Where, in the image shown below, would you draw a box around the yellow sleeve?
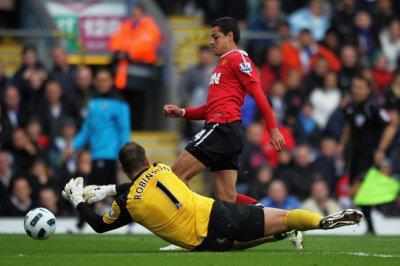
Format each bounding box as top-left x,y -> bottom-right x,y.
103,201 -> 121,225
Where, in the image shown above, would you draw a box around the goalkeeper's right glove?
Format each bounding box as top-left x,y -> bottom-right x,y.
83,185 -> 116,204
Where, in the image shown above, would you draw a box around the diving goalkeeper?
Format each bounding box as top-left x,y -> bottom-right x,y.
63,141 -> 363,251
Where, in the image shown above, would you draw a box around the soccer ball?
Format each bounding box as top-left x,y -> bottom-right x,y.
24,208 -> 56,240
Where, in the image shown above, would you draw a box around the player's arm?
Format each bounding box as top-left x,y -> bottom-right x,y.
232,57 -> 285,150
76,200 -> 132,234
83,183 -> 132,204
374,108 -> 399,164
163,104 -> 207,120
63,178 -> 132,233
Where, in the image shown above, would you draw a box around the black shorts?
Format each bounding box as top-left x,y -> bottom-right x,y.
185,121 -> 244,172
194,202 -> 265,252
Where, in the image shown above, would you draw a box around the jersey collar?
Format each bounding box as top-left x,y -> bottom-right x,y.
132,165 -> 151,182
220,48 -> 239,59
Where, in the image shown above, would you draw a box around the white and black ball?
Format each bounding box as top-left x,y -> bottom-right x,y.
24,208 -> 56,240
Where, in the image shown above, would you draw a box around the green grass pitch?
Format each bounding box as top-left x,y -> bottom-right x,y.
0,234 -> 399,266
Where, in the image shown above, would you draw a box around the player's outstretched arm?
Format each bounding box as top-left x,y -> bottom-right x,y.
163,104 -> 207,120
246,82 -> 285,151
63,178 -> 132,233
83,183 -> 132,204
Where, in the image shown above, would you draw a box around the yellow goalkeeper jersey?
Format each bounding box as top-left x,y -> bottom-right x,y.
103,163 -> 214,250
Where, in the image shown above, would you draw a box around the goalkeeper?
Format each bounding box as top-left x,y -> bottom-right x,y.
63,141 -> 363,251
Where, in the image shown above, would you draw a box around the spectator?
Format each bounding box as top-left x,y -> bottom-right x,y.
273,150 -> 293,179
269,81 -> 287,124
238,122 -> 268,191
353,11 -> 378,60
0,60 -> 8,95
11,45 -> 47,103
65,66 -> 93,126
29,159 -> 58,198
248,0 -> 286,57
50,46 -> 76,92
39,187 -> 69,216
372,0 -> 396,33
25,118 -> 49,151
310,71 -> 341,129
278,144 -> 316,200
337,45 -> 360,93
259,44 -> 289,93
109,3 -> 161,130
11,129 -> 37,176
301,180 -> 342,216
1,86 -> 28,145
321,28 -> 341,56
312,137 -> 341,193
259,179 -> 301,209
324,94 -> 351,140
178,45 -> 215,139
25,69 -> 47,113
284,69 -> 306,117
281,29 -> 341,75
0,150 -> 13,204
332,0 -> 356,42
247,164 -> 273,200
372,53 -> 393,96
288,0 -> 330,41
69,69 -> 131,185
302,56 -> 330,96
379,19 -> 400,71
297,102 -> 320,144
35,80 -> 74,142
52,118 -> 76,170
1,177 -> 35,216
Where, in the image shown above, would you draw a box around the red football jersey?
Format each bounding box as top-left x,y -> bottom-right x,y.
185,49 -> 277,130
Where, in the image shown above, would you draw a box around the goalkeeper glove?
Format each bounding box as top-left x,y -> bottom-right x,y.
83,185 -> 116,204
62,177 -> 84,208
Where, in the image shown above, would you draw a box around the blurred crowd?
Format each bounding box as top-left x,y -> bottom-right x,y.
177,0 -> 400,219
0,45 -> 132,217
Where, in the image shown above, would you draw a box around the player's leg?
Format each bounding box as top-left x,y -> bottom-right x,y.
263,208 -> 364,235
172,149 -> 206,185
211,170 -> 237,202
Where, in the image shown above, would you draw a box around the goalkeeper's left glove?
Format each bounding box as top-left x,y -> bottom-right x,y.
83,185 -> 116,204
62,177 -> 85,208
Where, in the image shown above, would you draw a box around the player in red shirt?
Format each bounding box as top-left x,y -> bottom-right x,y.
164,17 -> 285,204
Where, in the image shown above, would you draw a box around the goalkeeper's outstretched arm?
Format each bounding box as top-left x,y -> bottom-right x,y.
62,177 -> 133,233
76,201 -> 132,233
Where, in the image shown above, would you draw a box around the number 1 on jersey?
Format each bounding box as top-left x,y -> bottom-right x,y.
156,181 -> 182,209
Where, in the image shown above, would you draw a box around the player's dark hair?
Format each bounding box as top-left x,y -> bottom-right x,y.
211,17 -> 240,44
119,142 -> 147,176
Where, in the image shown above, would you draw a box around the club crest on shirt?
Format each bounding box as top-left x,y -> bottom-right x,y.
240,62 -> 252,74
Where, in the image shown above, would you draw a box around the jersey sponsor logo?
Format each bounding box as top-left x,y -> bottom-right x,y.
209,72 -> 221,85
239,62 -> 252,75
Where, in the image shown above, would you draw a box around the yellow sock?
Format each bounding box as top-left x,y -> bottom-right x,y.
285,209 -> 323,231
